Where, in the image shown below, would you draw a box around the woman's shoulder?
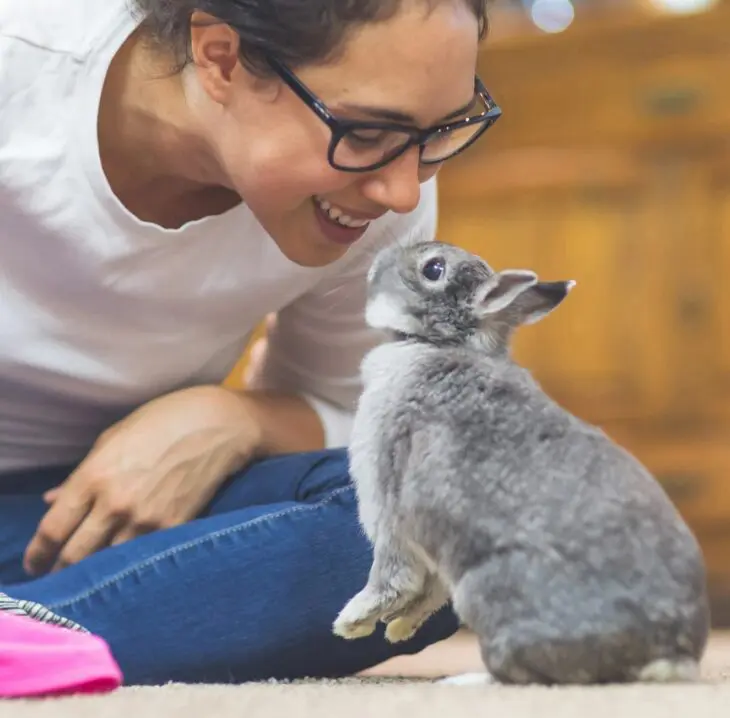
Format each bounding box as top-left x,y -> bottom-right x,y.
0,0 -> 136,185
0,0 -> 130,60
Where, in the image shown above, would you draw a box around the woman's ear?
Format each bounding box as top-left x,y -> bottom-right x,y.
189,11 -> 241,105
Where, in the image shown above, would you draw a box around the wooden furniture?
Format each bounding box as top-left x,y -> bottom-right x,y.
436,0 -> 730,624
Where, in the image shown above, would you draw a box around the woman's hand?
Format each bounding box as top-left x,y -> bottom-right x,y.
23,386 -> 261,577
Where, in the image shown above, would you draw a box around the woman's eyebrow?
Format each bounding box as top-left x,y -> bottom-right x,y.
335,95 -> 478,124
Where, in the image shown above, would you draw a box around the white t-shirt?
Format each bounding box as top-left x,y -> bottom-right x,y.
0,0 -> 437,473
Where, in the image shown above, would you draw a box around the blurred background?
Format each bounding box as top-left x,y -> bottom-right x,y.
232,0 -> 730,626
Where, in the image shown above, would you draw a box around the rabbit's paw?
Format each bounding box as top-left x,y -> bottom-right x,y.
382,578 -> 450,643
333,616 -> 377,639
332,593 -> 382,640
384,616 -> 418,643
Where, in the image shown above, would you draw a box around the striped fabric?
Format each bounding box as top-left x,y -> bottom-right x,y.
0,591 -> 87,633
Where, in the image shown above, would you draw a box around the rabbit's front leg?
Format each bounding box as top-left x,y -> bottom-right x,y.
333,537 -> 429,640
383,571 -> 451,643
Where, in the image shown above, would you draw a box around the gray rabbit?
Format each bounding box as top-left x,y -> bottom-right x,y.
332,239 -> 710,685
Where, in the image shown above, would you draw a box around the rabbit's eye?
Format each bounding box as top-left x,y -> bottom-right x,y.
422,257 -> 445,282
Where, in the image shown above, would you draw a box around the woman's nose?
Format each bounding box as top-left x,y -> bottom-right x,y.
360,147 -> 440,214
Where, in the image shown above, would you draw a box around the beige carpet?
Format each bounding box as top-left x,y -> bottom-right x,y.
4,631 -> 730,717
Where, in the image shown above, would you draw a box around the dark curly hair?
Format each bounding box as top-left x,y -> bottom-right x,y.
132,0 -> 491,76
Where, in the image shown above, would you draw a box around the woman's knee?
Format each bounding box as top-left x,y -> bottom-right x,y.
294,448 -> 352,500
239,446 -> 351,501
201,447 -> 351,517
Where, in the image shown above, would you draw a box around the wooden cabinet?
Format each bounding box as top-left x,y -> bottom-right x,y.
438,144 -> 730,425
434,1 -> 730,624
710,162 -> 730,416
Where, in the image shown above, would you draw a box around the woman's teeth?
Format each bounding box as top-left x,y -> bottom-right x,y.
315,198 -> 370,229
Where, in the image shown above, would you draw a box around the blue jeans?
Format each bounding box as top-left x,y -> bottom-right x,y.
0,449 -> 458,685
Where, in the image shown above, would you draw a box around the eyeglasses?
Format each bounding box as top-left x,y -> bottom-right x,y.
266,56 -> 502,173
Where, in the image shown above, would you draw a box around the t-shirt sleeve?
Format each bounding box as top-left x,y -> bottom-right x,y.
244,177 -> 438,448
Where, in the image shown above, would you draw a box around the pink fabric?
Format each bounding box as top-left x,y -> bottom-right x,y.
0,612 -> 122,698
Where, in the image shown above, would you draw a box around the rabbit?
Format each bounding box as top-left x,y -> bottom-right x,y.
332,238 -> 710,686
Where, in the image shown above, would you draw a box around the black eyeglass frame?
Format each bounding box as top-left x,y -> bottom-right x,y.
266,56 -> 503,173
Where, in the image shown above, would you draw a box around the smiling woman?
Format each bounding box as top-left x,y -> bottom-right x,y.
0,0 -> 498,687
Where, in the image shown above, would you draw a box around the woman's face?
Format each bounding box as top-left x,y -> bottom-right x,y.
188,2 -> 482,267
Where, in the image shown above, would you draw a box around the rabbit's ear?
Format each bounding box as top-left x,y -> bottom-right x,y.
474,270 -> 538,317
520,280 -> 576,325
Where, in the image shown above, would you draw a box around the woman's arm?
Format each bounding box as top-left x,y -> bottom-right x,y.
232,388 -> 326,457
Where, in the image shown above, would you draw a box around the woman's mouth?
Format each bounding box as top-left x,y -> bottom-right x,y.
312,197 -> 374,246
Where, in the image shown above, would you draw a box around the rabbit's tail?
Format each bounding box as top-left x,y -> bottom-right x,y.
635,657 -> 700,683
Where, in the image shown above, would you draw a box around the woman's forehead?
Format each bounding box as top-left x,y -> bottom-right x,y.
340,2 -> 479,77
299,6 -> 480,124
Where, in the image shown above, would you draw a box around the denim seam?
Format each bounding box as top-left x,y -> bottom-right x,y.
48,485 -> 356,611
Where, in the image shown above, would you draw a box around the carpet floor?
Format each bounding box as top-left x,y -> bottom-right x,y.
3,630 -> 729,717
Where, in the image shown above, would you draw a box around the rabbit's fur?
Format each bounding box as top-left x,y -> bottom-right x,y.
333,239 -> 710,685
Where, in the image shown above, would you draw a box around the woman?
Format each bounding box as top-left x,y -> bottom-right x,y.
0,0 -> 500,684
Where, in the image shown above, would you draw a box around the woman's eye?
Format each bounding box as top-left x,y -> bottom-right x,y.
422,258 -> 445,281
345,129 -> 389,148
